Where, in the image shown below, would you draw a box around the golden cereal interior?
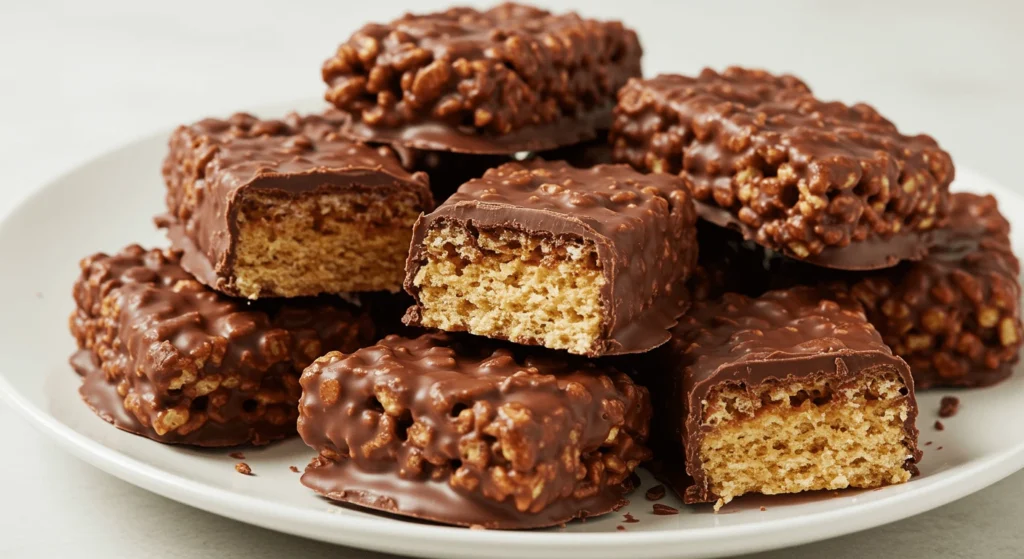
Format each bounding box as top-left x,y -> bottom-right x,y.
700,367 -> 913,510
412,222 -> 606,355
235,190 -> 422,298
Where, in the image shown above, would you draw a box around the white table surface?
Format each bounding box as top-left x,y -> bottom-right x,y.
1,1 -> 1022,557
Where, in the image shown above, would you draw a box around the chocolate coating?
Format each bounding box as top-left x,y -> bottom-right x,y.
850,192 -> 1023,388
159,111 -> 433,297
297,333 -> 651,529
403,159 -> 699,356
650,287 -> 920,503
69,245 -> 375,446
324,3 -> 642,154
610,67 -> 955,270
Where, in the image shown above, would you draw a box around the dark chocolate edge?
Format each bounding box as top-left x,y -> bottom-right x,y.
697,202 -> 935,271
301,455 -> 635,529
339,105 -> 612,155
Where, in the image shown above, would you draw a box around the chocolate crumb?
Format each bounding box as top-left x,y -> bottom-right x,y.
229,451 -> 246,460
937,446 -> 944,450
616,525 -> 626,531
645,484 -> 666,501
760,506 -> 767,512
934,420 -> 945,431
289,465 -> 300,473
652,504 -> 679,515
623,512 -> 639,523
939,396 -> 960,418
235,462 -> 252,476
925,441 -> 933,446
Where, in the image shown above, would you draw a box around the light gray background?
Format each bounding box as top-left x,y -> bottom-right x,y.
1,0 -> 1022,557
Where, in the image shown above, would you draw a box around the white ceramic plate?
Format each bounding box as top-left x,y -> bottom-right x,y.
1,111 -> 1023,559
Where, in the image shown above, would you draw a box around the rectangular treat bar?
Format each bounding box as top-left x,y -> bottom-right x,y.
648,286 -> 920,509
402,159 -> 698,356
69,245 -> 375,446
850,192 -> 1023,388
324,3 -> 642,154
297,332 -> 652,529
610,67 -> 955,270
160,111 -> 433,299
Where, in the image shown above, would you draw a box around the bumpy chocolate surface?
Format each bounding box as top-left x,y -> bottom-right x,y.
159,111 -> 433,296
610,67 -> 955,270
403,159 -> 698,355
69,245 -> 375,446
654,287 -> 920,503
297,333 -> 652,528
323,3 -> 642,154
850,193 -> 1022,388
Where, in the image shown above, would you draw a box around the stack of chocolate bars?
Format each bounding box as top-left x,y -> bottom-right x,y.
68,2 -> 1022,527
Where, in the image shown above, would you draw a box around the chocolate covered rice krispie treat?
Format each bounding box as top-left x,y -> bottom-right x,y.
850,192 -> 1022,388
403,160 -> 698,357
324,3 -> 642,154
611,67 -> 955,270
69,245 -> 375,446
298,332 -> 652,528
647,286 -> 920,509
160,112 -> 433,299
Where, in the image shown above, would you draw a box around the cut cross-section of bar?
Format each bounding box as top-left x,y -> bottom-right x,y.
645,286 -> 920,509
403,160 -> 698,356
160,111 -> 433,299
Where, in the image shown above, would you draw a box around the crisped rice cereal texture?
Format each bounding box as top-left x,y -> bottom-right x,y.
69,245 -> 375,446
324,3 -> 642,154
297,332 -> 652,528
610,67 -> 955,270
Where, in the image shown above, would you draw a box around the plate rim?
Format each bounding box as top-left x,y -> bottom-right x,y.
1,128 -> 1022,558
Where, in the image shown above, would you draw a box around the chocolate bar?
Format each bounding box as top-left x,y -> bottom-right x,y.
323,3 -> 642,154
69,245 -> 375,446
611,67 -> 955,270
647,286 -> 920,509
160,112 -> 433,298
297,333 -> 652,528
403,159 -> 698,356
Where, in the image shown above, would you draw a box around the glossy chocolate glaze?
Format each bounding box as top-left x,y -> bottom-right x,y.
404,159 -> 698,356
69,245 -> 375,446
324,4 -> 641,154
297,333 -> 651,528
